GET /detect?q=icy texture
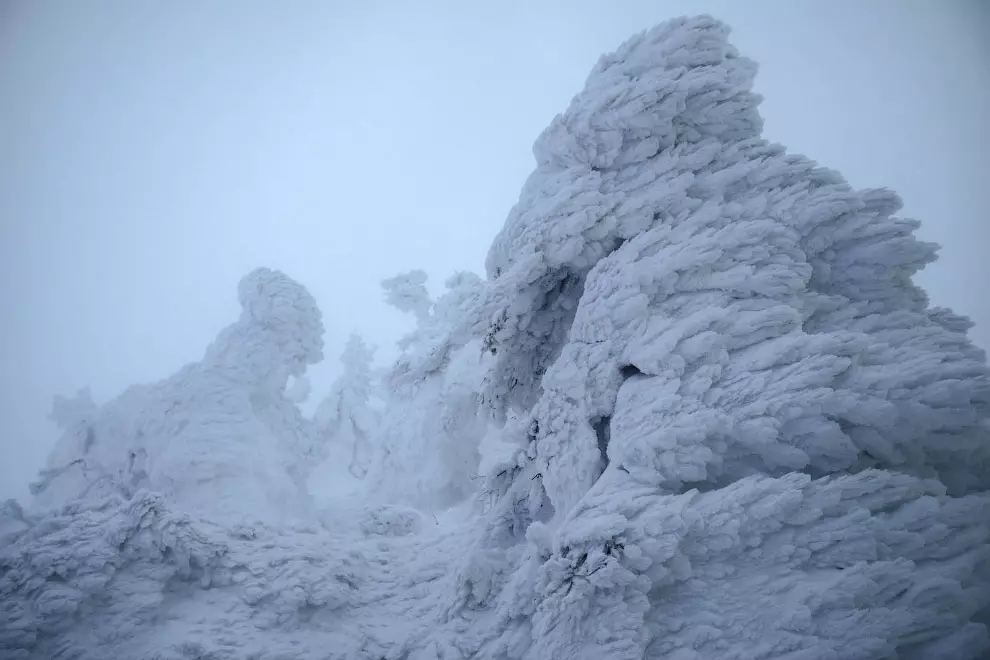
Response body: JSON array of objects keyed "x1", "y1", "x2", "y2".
[{"x1": 3, "y1": 15, "x2": 990, "y2": 660}]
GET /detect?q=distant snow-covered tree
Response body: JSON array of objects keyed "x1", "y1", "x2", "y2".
[
  {"x1": 26, "y1": 267, "x2": 326, "y2": 523},
  {"x1": 314, "y1": 334, "x2": 378, "y2": 479},
  {"x1": 382, "y1": 269, "x2": 432, "y2": 327},
  {"x1": 370, "y1": 270, "x2": 491, "y2": 509},
  {"x1": 29, "y1": 388, "x2": 100, "y2": 503}
]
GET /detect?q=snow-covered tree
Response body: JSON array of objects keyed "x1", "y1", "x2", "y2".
[
  {"x1": 314, "y1": 333, "x2": 378, "y2": 479},
  {"x1": 382, "y1": 268, "x2": 432, "y2": 327},
  {"x1": 370, "y1": 270, "x2": 491, "y2": 509},
  {"x1": 459, "y1": 15, "x2": 990, "y2": 659},
  {"x1": 25, "y1": 267, "x2": 327, "y2": 523},
  {"x1": 2, "y1": 15, "x2": 989, "y2": 660},
  {"x1": 29, "y1": 388, "x2": 99, "y2": 504}
]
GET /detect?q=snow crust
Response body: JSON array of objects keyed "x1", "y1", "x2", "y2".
[{"x1": 3, "y1": 15, "x2": 990, "y2": 660}]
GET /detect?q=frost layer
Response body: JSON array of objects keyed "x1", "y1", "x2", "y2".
[{"x1": 3, "y1": 15, "x2": 990, "y2": 660}]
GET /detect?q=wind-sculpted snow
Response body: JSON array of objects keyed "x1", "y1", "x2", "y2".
[
  {"x1": 476, "y1": 13, "x2": 990, "y2": 658},
  {"x1": 28, "y1": 267, "x2": 327, "y2": 523},
  {"x1": 0, "y1": 491, "x2": 465, "y2": 660},
  {"x1": 3, "y1": 14, "x2": 990, "y2": 660}
]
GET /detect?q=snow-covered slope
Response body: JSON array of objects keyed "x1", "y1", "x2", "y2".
[{"x1": 3, "y1": 15, "x2": 989, "y2": 660}]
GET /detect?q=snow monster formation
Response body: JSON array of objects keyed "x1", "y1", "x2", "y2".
[
  {"x1": 27, "y1": 266, "x2": 327, "y2": 523},
  {"x1": 3, "y1": 16, "x2": 990, "y2": 660}
]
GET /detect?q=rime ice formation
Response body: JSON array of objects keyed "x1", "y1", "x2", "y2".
[
  {"x1": 3, "y1": 15, "x2": 990, "y2": 660},
  {"x1": 369, "y1": 270, "x2": 491, "y2": 509},
  {"x1": 27, "y1": 267, "x2": 326, "y2": 524}
]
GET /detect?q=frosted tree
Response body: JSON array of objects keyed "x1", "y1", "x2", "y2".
[
  {"x1": 370, "y1": 270, "x2": 491, "y2": 509},
  {"x1": 314, "y1": 333, "x2": 379, "y2": 479},
  {"x1": 28, "y1": 388, "x2": 99, "y2": 506},
  {"x1": 382, "y1": 269, "x2": 432, "y2": 327},
  {"x1": 448, "y1": 15, "x2": 990, "y2": 660},
  {"x1": 25, "y1": 267, "x2": 327, "y2": 523}
]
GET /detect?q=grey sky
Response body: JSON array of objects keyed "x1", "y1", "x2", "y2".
[{"x1": 1, "y1": 1, "x2": 987, "y2": 501}]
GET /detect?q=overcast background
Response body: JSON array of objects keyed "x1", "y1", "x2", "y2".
[{"x1": 1, "y1": 1, "x2": 987, "y2": 502}]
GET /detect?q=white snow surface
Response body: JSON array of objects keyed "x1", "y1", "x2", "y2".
[{"x1": 3, "y1": 15, "x2": 990, "y2": 660}]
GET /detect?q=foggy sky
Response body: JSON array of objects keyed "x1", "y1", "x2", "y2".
[{"x1": 1, "y1": 1, "x2": 987, "y2": 501}]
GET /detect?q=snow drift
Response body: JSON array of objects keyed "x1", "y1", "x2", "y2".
[{"x1": 3, "y1": 15, "x2": 989, "y2": 660}]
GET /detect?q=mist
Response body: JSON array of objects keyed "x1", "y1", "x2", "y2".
[{"x1": 1, "y1": 0, "x2": 987, "y2": 503}]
